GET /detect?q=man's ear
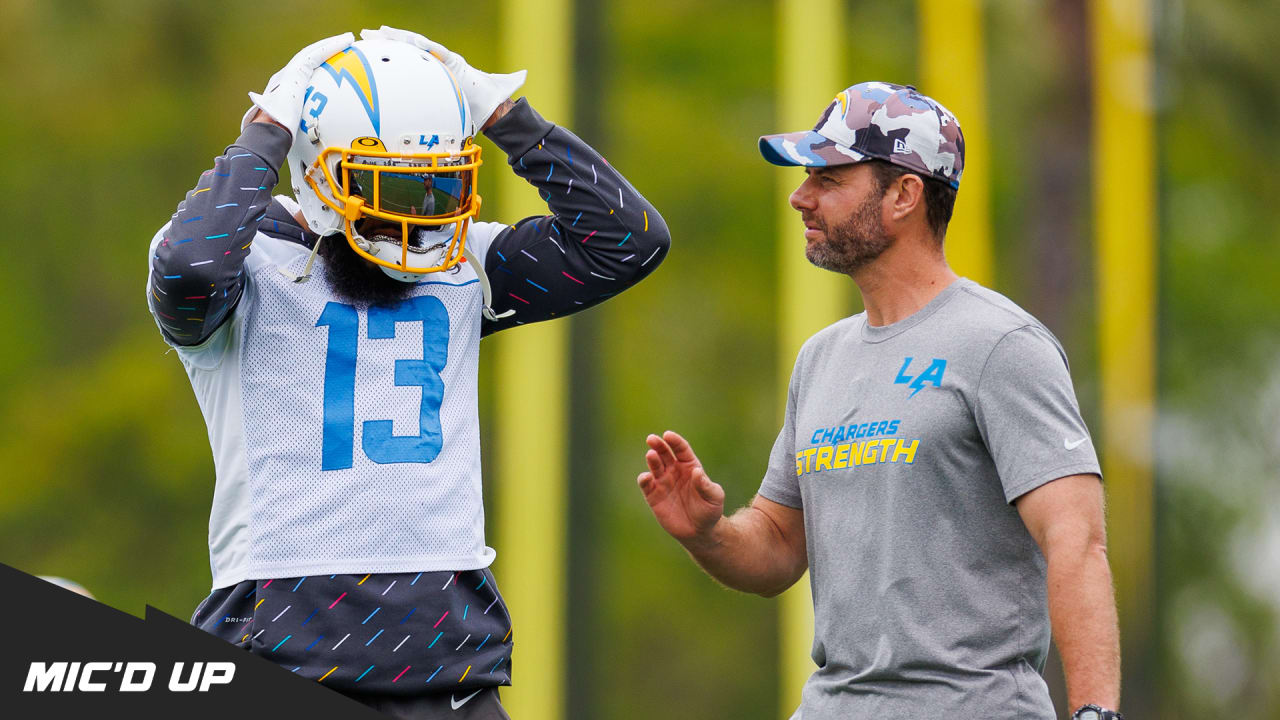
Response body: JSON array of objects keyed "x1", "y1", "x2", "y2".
[{"x1": 888, "y1": 173, "x2": 926, "y2": 223}]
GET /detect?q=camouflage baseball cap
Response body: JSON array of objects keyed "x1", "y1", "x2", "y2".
[{"x1": 759, "y1": 81, "x2": 964, "y2": 189}]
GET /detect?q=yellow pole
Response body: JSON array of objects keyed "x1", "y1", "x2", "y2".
[
  {"x1": 1090, "y1": 0, "x2": 1156, "y2": 677},
  {"x1": 918, "y1": 0, "x2": 993, "y2": 287},
  {"x1": 776, "y1": 0, "x2": 846, "y2": 715},
  {"x1": 495, "y1": 1, "x2": 571, "y2": 718}
]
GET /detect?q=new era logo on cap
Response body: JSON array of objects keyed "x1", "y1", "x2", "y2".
[{"x1": 758, "y1": 81, "x2": 965, "y2": 189}]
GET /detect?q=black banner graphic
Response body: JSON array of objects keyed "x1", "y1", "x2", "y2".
[{"x1": 0, "y1": 564, "x2": 383, "y2": 718}]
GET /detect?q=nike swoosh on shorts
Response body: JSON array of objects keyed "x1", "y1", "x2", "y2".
[{"x1": 451, "y1": 689, "x2": 484, "y2": 710}]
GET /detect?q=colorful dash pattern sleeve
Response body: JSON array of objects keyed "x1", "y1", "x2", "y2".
[
  {"x1": 149, "y1": 122, "x2": 294, "y2": 346},
  {"x1": 479, "y1": 98, "x2": 671, "y2": 335}
]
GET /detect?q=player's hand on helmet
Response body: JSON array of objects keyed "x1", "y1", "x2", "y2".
[
  {"x1": 241, "y1": 32, "x2": 355, "y2": 134},
  {"x1": 638, "y1": 431, "x2": 726, "y2": 544},
  {"x1": 360, "y1": 25, "x2": 527, "y2": 130}
]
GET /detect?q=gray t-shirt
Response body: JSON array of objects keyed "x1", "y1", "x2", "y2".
[{"x1": 759, "y1": 278, "x2": 1101, "y2": 720}]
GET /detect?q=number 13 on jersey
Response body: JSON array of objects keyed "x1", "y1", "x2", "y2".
[{"x1": 315, "y1": 296, "x2": 450, "y2": 470}]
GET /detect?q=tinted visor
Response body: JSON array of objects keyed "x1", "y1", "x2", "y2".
[{"x1": 347, "y1": 163, "x2": 469, "y2": 218}]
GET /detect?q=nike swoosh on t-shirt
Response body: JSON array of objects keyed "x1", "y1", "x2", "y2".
[{"x1": 1064, "y1": 437, "x2": 1086, "y2": 450}]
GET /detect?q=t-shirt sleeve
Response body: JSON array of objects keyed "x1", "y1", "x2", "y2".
[
  {"x1": 757, "y1": 351, "x2": 805, "y2": 509},
  {"x1": 973, "y1": 325, "x2": 1102, "y2": 503}
]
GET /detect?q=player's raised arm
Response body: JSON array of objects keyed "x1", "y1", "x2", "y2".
[
  {"x1": 360, "y1": 27, "x2": 672, "y2": 333},
  {"x1": 146, "y1": 32, "x2": 352, "y2": 346},
  {"x1": 638, "y1": 431, "x2": 807, "y2": 597},
  {"x1": 476, "y1": 98, "x2": 671, "y2": 333}
]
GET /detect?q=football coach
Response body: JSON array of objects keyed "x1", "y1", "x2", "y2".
[{"x1": 636, "y1": 82, "x2": 1122, "y2": 720}]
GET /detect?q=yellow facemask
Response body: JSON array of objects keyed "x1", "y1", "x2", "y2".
[{"x1": 305, "y1": 135, "x2": 483, "y2": 274}]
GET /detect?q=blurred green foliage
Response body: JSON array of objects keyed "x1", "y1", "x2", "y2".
[{"x1": 0, "y1": 0, "x2": 1275, "y2": 718}]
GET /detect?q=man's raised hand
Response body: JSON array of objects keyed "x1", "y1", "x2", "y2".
[{"x1": 637, "y1": 431, "x2": 726, "y2": 546}]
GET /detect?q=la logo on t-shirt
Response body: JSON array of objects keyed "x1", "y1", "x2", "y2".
[{"x1": 893, "y1": 356, "x2": 947, "y2": 398}]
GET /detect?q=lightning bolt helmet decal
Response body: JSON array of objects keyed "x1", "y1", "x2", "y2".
[{"x1": 320, "y1": 46, "x2": 381, "y2": 136}]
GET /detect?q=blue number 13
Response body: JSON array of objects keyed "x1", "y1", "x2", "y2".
[{"x1": 315, "y1": 297, "x2": 450, "y2": 470}]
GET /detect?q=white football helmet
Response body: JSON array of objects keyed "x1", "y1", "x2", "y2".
[{"x1": 288, "y1": 37, "x2": 482, "y2": 281}]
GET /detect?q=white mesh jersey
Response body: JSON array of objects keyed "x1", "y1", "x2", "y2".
[{"x1": 147, "y1": 201, "x2": 504, "y2": 589}]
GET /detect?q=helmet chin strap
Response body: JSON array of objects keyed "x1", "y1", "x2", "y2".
[
  {"x1": 278, "y1": 232, "x2": 327, "y2": 284},
  {"x1": 280, "y1": 192, "x2": 369, "y2": 284},
  {"x1": 462, "y1": 243, "x2": 515, "y2": 322}
]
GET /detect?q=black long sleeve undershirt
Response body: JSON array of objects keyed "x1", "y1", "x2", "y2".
[
  {"x1": 149, "y1": 121, "x2": 290, "y2": 345},
  {"x1": 149, "y1": 99, "x2": 669, "y2": 345},
  {"x1": 477, "y1": 98, "x2": 669, "y2": 335}
]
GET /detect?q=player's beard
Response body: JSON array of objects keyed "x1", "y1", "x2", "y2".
[
  {"x1": 317, "y1": 235, "x2": 417, "y2": 307},
  {"x1": 804, "y1": 190, "x2": 893, "y2": 274}
]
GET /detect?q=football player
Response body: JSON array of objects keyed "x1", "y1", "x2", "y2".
[{"x1": 146, "y1": 27, "x2": 669, "y2": 718}]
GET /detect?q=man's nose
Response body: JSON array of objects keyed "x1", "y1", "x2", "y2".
[{"x1": 790, "y1": 179, "x2": 815, "y2": 211}]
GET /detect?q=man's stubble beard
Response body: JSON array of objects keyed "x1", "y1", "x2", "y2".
[{"x1": 804, "y1": 190, "x2": 893, "y2": 275}]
